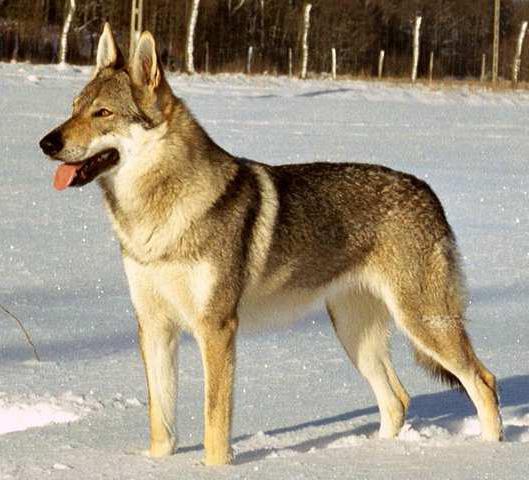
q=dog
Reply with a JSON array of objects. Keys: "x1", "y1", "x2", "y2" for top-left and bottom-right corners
[{"x1": 39, "y1": 23, "x2": 502, "y2": 465}]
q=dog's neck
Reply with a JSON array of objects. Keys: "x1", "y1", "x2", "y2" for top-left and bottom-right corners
[{"x1": 98, "y1": 104, "x2": 238, "y2": 264}]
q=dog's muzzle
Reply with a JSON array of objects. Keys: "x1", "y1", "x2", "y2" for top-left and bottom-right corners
[{"x1": 39, "y1": 130, "x2": 64, "y2": 157}]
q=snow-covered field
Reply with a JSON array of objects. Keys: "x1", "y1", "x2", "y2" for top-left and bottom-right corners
[{"x1": 1, "y1": 63, "x2": 529, "y2": 479}]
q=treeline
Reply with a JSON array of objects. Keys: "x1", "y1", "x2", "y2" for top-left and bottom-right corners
[{"x1": 1, "y1": 0, "x2": 529, "y2": 80}]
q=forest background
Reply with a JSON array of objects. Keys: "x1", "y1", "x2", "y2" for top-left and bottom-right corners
[{"x1": 1, "y1": 1, "x2": 529, "y2": 82}]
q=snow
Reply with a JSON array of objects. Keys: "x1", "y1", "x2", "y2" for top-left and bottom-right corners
[
  {"x1": 0, "y1": 399, "x2": 79, "y2": 435},
  {"x1": 1, "y1": 62, "x2": 529, "y2": 479}
]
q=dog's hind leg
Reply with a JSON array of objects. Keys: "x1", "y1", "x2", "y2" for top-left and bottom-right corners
[
  {"x1": 327, "y1": 288, "x2": 410, "y2": 438},
  {"x1": 393, "y1": 300, "x2": 502, "y2": 441},
  {"x1": 383, "y1": 252, "x2": 503, "y2": 441}
]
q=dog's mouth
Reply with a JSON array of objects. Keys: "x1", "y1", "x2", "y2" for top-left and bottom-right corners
[{"x1": 53, "y1": 149, "x2": 119, "y2": 191}]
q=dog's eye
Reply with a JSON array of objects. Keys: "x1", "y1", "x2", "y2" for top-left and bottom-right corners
[{"x1": 93, "y1": 108, "x2": 113, "y2": 118}]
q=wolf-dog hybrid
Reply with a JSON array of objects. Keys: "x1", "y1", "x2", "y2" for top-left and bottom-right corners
[{"x1": 40, "y1": 24, "x2": 502, "y2": 465}]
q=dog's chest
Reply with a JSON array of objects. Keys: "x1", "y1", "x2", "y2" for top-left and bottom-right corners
[
  {"x1": 104, "y1": 200, "x2": 202, "y2": 266},
  {"x1": 124, "y1": 257, "x2": 218, "y2": 332}
]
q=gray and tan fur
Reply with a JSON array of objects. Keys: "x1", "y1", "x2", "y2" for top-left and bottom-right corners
[{"x1": 39, "y1": 24, "x2": 502, "y2": 465}]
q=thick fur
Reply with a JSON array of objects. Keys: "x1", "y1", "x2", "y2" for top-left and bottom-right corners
[
  {"x1": 413, "y1": 346, "x2": 463, "y2": 390},
  {"x1": 40, "y1": 25, "x2": 503, "y2": 465}
]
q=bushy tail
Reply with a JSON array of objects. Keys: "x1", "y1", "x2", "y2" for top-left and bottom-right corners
[
  {"x1": 410, "y1": 235, "x2": 468, "y2": 392},
  {"x1": 412, "y1": 345, "x2": 465, "y2": 391}
]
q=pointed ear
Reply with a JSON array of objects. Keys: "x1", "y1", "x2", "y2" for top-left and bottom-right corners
[
  {"x1": 130, "y1": 32, "x2": 163, "y2": 89},
  {"x1": 94, "y1": 23, "x2": 124, "y2": 76}
]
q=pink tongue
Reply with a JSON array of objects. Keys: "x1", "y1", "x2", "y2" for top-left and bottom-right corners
[{"x1": 54, "y1": 163, "x2": 82, "y2": 191}]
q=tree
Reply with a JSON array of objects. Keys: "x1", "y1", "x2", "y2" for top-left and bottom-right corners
[
  {"x1": 58, "y1": 0, "x2": 76, "y2": 66},
  {"x1": 185, "y1": 0, "x2": 201, "y2": 73},
  {"x1": 0, "y1": 0, "x2": 521, "y2": 81},
  {"x1": 300, "y1": 2, "x2": 311, "y2": 79},
  {"x1": 129, "y1": 0, "x2": 144, "y2": 59},
  {"x1": 493, "y1": 0, "x2": 501, "y2": 83}
]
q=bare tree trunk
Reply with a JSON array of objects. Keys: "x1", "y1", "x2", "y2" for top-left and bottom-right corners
[
  {"x1": 300, "y1": 3, "x2": 312, "y2": 80},
  {"x1": 288, "y1": 47, "x2": 293, "y2": 78},
  {"x1": 481, "y1": 54, "x2": 487, "y2": 82},
  {"x1": 11, "y1": 26, "x2": 19, "y2": 63},
  {"x1": 411, "y1": 16, "x2": 422, "y2": 83},
  {"x1": 204, "y1": 41, "x2": 209, "y2": 74},
  {"x1": 259, "y1": 0, "x2": 265, "y2": 50},
  {"x1": 129, "y1": 0, "x2": 144, "y2": 60},
  {"x1": 331, "y1": 47, "x2": 336, "y2": 80},
  {"x1": 185, "y1": 0, "x2": 201, "y2": 74},
  {"x1": 378, "y1": 50, "x2": 385, "y2": 79},
  {"x1": 246, "y1": 46, "x2": 253, "y2": 74},
  {"x1": 512, "y1": 21, "x2": 528, "y2": 87},
  {"x1": 230, "y1": 0, "x2": 245, "y2": 15},
  {"x1": 492, "y1": 0, "x2": 500, "y2": 84},
  {"x1": 428, "y1": 51, "x2": 434, "y2": 83},
  {"x1": 58, "y1": 0, "x2": 76, "y2": 66}
]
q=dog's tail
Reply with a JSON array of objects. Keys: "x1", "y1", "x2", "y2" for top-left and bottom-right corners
[{"x1": 411, "y1": 344, "x2": 464, "y2": 390}]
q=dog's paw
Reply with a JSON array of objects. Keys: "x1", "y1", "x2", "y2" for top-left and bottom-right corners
[
  {"x1": 204, "y1": 448, "x2": 233, "y2": 466},
  {"x1": 143, "y1": 439, "x2": 177, "y2": 458}
]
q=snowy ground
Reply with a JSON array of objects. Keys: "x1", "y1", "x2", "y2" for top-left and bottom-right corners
[{"x1": 1, "y1": 63, "x2": 529, "y2": 479}]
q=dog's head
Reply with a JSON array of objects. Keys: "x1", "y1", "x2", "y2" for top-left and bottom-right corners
[{"x1": 39, "y1": 23, "x2": 174, "y2": 190}]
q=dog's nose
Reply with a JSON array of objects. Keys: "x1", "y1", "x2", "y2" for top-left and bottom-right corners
[{"x1": 39, "y1": 130, "x2": 64, "y2": 156}]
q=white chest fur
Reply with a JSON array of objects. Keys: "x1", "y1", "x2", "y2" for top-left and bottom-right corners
[{"x1": 124, "y1": 257, "x2": 218, "y2": 333}]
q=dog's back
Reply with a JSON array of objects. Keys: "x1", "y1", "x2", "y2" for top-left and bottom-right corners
[
  {"x1": 235, "y1": 161, "x2": 461, "y2": 329},
  {"x1": 259, "y1": 161, "x2": 454, "y2": 288}
]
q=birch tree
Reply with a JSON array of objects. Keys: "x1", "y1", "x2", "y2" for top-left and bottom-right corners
[
  {"x1": 11, "y1": 28, "x2": 19, "y2": 63},
  {"x1": 247, "y1": 46, "x2": 253, "y2": 74},
  {"x1": 259, "y1": 0, "x2": 265, "y2": 49},
  {"x1": 0, "y1": 0, "x2": 525, "y2": 80},
  {"x1": 185, "y1": 0, "x2": 200, "y2": 74},
  {"x1": 58, "y1": 0, "x2": 76, "y2": 66},
  {"x1": 228, "y1": 0, "x2": 246, "y2": 16},
  {"x1": 300, "y1": 2, "x2": 312, "y2": 80},
  {"x1": 492, "y1": 0, "x2": 500, "y2": 84},
  {"x1": 512, "y1": 21, "x2": 528, "y2": 87},
  {"x1": 428, "y1": 51, "x2": 434, "y2": 83},
  {"x1": 129, "y1": 0, "x2": 143, "y2": 60},
  {"x1": 378, "y1": 50, "x2": 385, "y2": 79},
  {"x1": 411, "y1": 16, "x2": 422, "y2": 83},
  {"x1": 331, "y1": 48, "x2": 336, "y2": 80}
]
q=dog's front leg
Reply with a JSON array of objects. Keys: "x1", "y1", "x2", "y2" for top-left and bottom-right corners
[
  {"x1": 196, "y1": 316, "x2": 238, "y2": 466},
  {"x1": 138, "y1": 318, "x2": 179, "y2": 458},
  {"x1": 125, "y1": 259, "x2": 179, "y2": 457}
]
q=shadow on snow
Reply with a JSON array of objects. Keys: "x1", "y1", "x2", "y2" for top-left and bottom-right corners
[{"x1": 178, "y1": 375, "x2": 529, "y2": 464}]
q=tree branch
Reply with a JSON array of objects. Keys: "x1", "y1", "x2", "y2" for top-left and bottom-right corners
[
  {"x1": 0, "y1": 303, "x2": 41, "y2": 362},
  {"x1": 231, "y1": 0, "x2": 246, "y2": 16}
]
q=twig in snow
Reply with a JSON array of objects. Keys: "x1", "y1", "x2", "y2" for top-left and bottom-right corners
[{"x1": 0, "y1": 303, "x2": 41, "y2": 362}]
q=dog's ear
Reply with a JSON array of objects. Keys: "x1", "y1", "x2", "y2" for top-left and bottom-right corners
[
  {"x1": 130, "y1": 31, "x2": 163, "y2": 90},
  {"x1": 94, "y1": 23, "x2": 124, "y2": 75}
]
